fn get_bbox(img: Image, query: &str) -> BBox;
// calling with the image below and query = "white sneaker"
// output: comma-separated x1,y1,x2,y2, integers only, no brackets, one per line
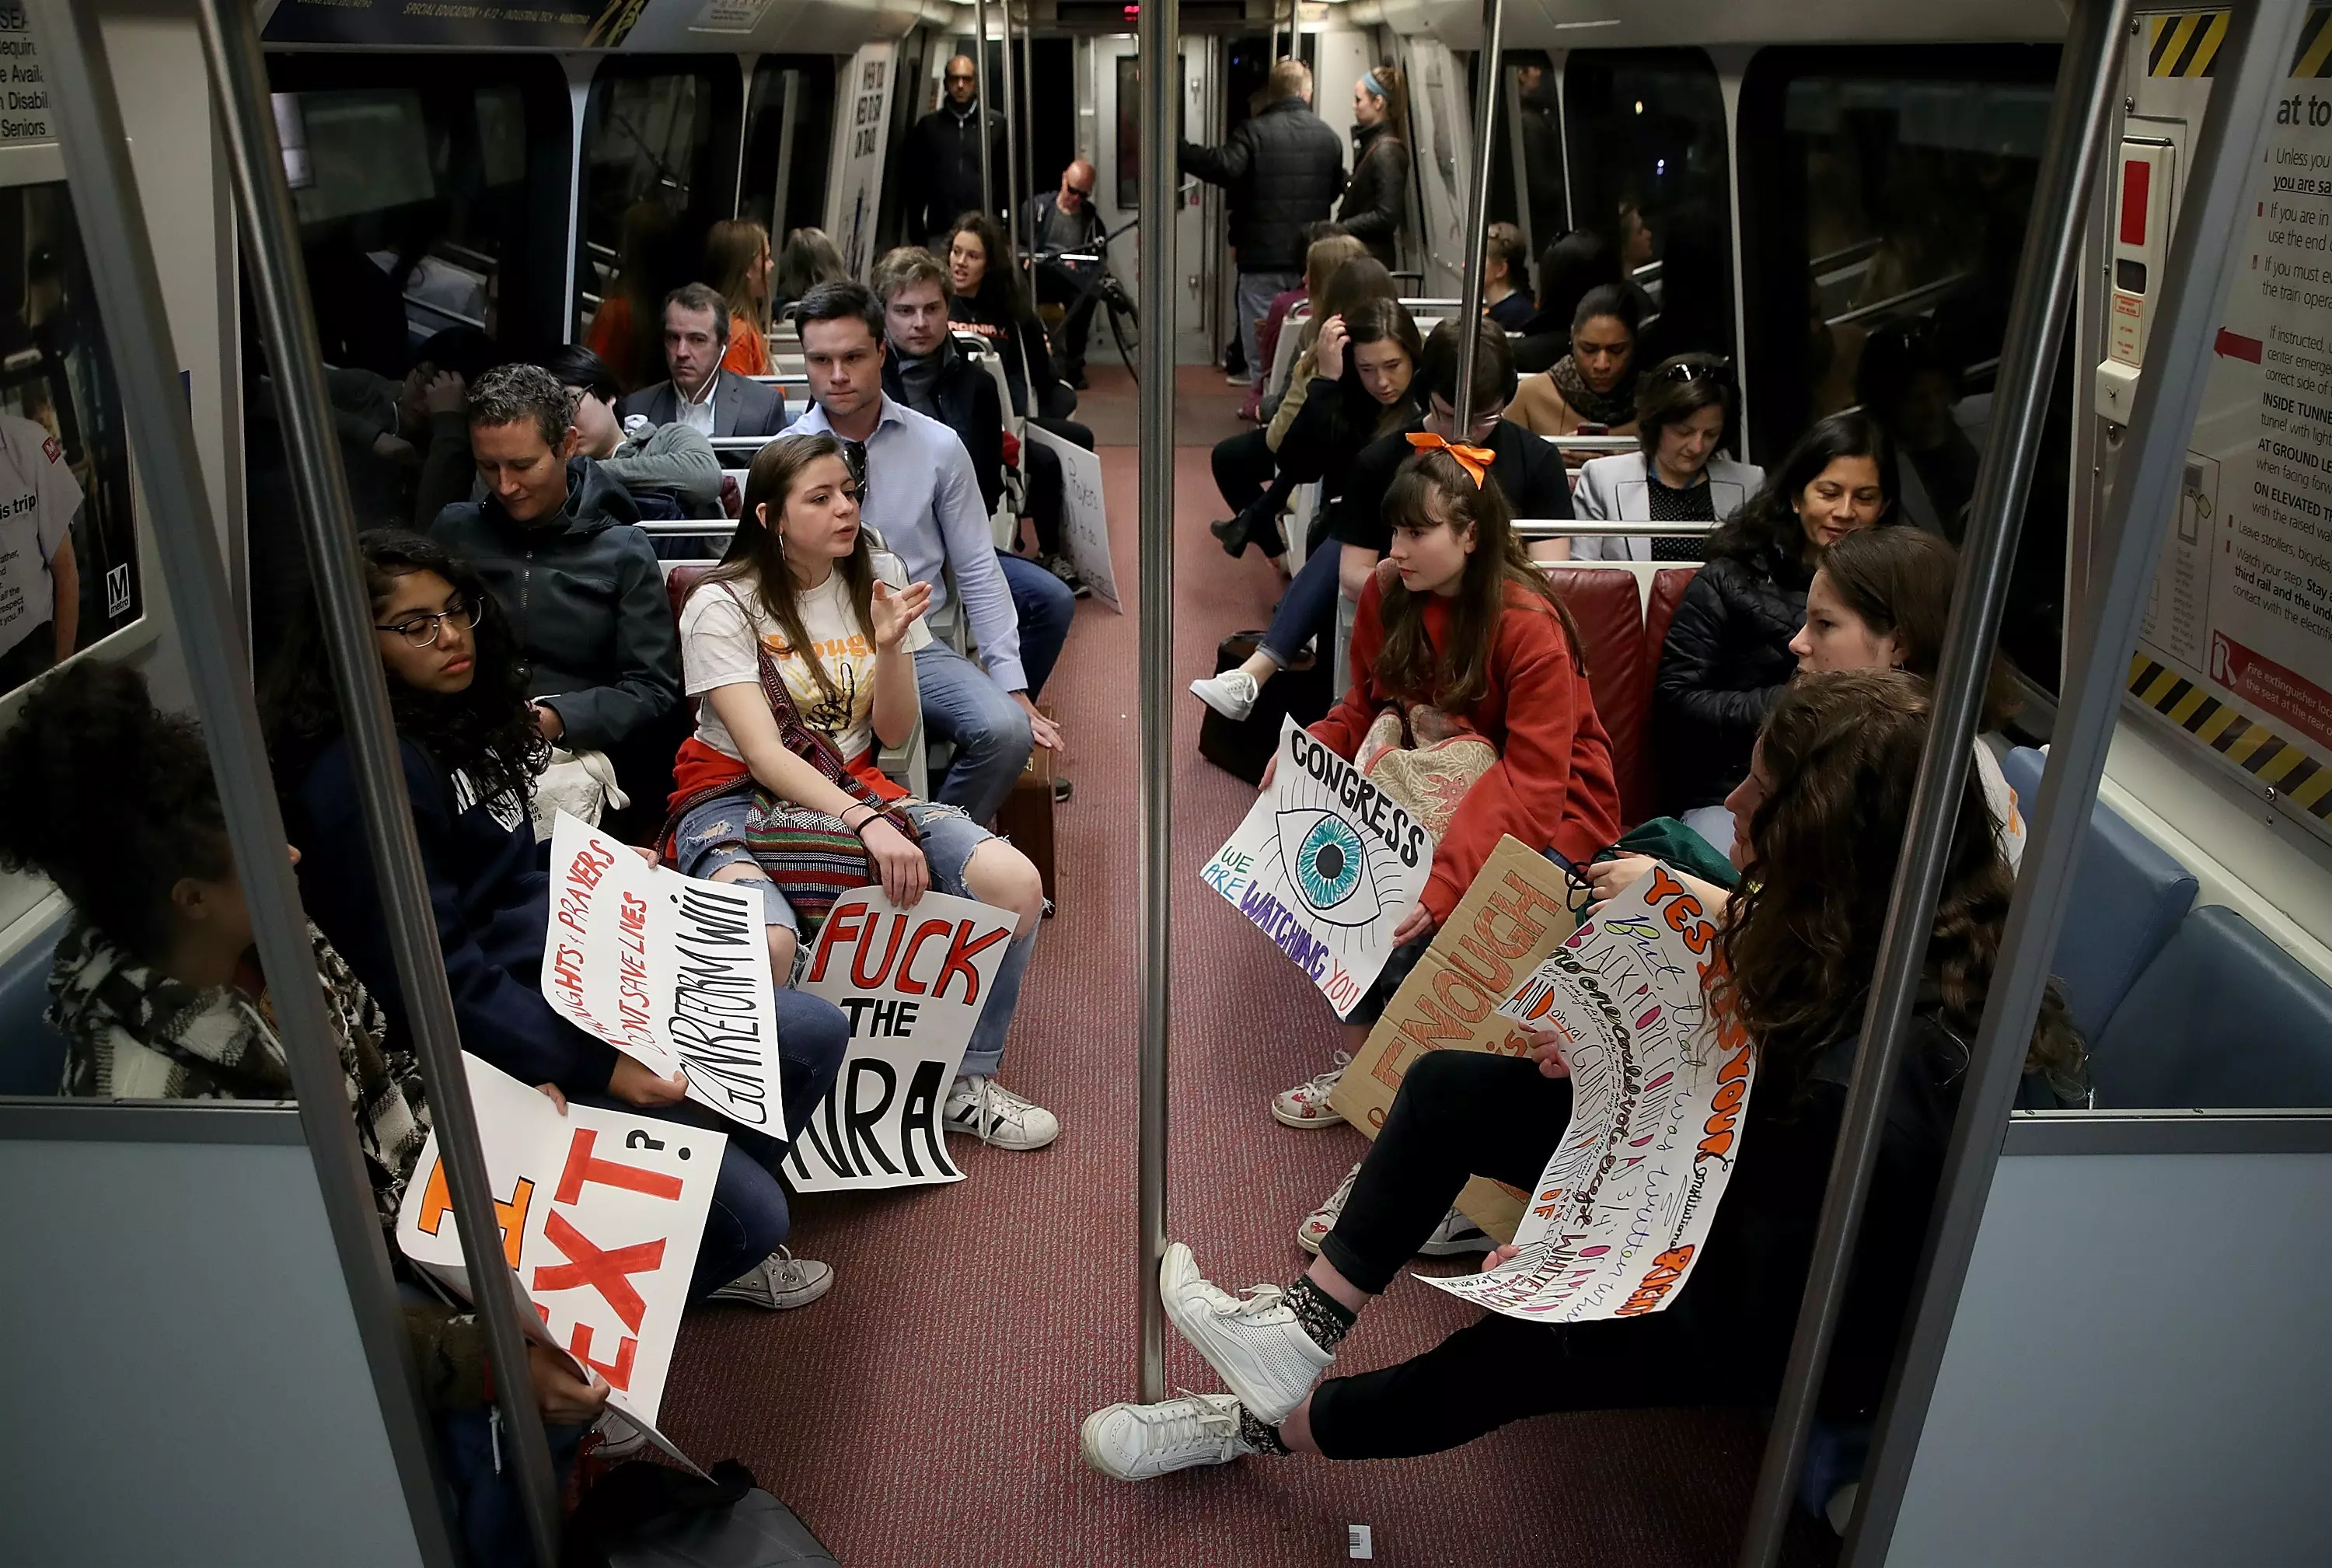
1270,1053,1349,1129
1296,1161,1361,1255
1080,1391,1250,1481
1189,669,1259,721
1159,1241,1333,1425
943,1074,1060,1151
590,1409,648,1460
707,1246,834,1310
1418,1205,1495,1257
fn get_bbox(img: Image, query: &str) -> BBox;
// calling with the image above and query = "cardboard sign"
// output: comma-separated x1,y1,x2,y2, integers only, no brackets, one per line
781,886,1019,1192
1201,718,1435,1018
396,1054,723,1455
1325,835,1582,1239
1026,423,1122,611
543,812,786,1137
1423,865,1751,1323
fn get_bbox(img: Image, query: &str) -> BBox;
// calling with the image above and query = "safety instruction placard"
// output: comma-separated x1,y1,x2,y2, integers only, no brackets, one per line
1200,718,1436,1018
2138,14,2332,836
1422,866,1751,1325
543,812,787,1138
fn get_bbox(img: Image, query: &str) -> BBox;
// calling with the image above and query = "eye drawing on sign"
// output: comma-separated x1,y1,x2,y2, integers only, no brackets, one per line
1272,808,1388,927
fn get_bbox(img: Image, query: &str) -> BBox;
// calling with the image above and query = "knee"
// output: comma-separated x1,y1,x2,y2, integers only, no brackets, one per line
1397,1048,1478,1122
1028,569,1076,624
962,696,1032,767
783,993,851,1076
766,924,798,983
969,838,1046,931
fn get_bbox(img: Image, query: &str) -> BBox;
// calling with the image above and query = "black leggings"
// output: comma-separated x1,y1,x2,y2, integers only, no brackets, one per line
1307,1052,1741,1460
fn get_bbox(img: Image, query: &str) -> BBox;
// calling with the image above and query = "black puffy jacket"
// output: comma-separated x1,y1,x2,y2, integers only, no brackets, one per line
905,103,1007,243
1652,543,1810,812
1338,124,1409,266
1180,97,1346,273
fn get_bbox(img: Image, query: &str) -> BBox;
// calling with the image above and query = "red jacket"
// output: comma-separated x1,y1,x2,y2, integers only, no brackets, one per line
1312,566,1622,923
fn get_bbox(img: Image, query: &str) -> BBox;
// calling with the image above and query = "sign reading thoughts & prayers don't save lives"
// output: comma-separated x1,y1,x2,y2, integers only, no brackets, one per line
543,812,786,1136
1201,717,1434,1018
1423,865,1754,1325
396,1053,722,1458
782,885,1021,1192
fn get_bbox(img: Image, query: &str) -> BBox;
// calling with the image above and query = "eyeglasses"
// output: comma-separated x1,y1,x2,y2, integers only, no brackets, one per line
1658,358,1734,386
375,598,482,648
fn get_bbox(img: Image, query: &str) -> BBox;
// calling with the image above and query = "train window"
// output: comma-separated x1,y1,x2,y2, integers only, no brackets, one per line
1489,52,1566,262
743,57,837,245
573,58,744,390
1112,55,1189,212
1738,46,2067,697
1563,49,1737,365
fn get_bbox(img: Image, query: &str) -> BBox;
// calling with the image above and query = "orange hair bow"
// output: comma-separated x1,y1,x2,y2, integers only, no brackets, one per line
1405,431,1495,489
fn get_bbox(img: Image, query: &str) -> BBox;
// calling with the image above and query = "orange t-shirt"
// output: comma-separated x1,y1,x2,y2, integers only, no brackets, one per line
721,316,771,376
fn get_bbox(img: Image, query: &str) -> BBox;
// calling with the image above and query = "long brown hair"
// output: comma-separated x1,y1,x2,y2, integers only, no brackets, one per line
1817,526,2020,730
1374,449,1587,711
703,433,876,713
1715,669,2084,1096
706,218,773,343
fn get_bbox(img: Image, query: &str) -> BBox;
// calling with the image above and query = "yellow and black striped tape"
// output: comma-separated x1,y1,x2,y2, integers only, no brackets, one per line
2148,12,2229,75
2294,5,2332,78
2128,654,2332,819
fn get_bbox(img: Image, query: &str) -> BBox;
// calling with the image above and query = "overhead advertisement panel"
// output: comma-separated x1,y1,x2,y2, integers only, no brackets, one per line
262,0,649,49
2138,7,2332,842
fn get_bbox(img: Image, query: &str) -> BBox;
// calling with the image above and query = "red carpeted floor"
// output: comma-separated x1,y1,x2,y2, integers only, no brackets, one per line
658,366,1838,1567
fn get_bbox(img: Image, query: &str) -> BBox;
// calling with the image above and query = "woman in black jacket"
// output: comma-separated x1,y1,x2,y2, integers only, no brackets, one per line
1653,410,1899,833
947,213,1091,439
1339,65,1411,267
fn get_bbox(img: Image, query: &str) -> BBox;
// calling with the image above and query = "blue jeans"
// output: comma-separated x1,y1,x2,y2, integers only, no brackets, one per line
671,797,1036,1081
998,548,1075,699
436,1409,584,1568
1262,543,1344,666
1236,270,1301,379
579,987,849,1300
914,641,1033,823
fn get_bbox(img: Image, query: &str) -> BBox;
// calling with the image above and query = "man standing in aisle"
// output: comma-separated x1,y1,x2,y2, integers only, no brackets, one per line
1180,58,1346,386
789,280,1064,824
905,55,1007,253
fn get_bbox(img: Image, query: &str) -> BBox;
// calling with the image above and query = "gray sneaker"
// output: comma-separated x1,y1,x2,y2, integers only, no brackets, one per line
1081,1392,1252,1481
1045,554,1092,599
708,1247,834,1310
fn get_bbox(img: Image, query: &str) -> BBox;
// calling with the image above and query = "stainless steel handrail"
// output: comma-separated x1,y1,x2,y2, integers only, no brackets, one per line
1134,0,1178,1406
1453,0,1504,431
1513,519,1712,540
1734,2,2132,1561
1826,270,1973,330
194,2,570,1560
1838,2,2313,1560
973,0,997,225
1000,1,1023,261
32,6,466,1562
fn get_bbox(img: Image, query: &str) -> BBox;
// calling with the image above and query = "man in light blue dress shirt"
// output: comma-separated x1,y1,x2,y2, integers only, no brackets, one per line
787,281,1066,822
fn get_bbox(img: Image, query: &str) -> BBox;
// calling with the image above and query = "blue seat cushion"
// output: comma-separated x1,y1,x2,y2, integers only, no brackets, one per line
2093,904,2332,1109
2002,747,2195,1039
0,910,69,1096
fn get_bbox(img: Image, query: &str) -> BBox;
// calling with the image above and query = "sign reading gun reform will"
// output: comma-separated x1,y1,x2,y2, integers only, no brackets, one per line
783,886,1021,1193
1201,717,1433,1017
543,812,786,1135
1423,866,1754,1325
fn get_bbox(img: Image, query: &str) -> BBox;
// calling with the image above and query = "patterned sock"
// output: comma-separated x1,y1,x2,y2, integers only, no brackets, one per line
1285,1274,1356,1353
1237,1405,1291,1456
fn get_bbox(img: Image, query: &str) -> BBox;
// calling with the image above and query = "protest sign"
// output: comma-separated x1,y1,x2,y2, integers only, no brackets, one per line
396,1053,723,1455
1200,717,1434,1018
1421,864,1752,1325
1326,834,1581,1240
543,812,786,1136
781,885,1020,1192
1026,423,1120,611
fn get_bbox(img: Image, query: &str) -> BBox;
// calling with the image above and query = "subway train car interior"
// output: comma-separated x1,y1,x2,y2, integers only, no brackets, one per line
3,0,2330,1563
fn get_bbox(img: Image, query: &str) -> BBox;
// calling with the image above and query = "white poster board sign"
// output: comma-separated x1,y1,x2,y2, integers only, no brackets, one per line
1026,422,1121,611
543,812,786,1137
396,1054,723,1456
2138,36,2332,843
1201,717,1433,1017
781,885,1019,1192
1423,866,1754,1323
826,42,896,278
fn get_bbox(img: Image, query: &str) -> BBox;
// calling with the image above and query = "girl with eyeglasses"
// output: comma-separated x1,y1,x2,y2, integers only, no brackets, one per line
267,530,852,1313
1572,353,1765,562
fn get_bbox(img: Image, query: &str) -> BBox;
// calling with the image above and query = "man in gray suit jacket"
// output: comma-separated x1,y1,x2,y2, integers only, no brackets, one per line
614,281,787,439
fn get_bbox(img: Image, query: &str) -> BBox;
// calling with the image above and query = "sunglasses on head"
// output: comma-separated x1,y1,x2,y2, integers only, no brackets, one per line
1658,358,1734,386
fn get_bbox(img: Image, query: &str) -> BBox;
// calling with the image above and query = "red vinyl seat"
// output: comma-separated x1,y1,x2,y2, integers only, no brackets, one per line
1547,566,1651,827
1644,566,1698,676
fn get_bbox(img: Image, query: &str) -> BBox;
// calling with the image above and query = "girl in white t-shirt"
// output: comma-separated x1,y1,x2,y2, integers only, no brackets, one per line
668,432,1058,1151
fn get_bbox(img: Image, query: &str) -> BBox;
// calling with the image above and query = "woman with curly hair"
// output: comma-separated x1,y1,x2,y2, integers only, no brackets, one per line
267,529,850,1311
1081,669,2085,1480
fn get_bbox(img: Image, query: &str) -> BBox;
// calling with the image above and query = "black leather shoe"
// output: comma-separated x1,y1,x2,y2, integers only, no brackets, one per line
1210,515,1251,558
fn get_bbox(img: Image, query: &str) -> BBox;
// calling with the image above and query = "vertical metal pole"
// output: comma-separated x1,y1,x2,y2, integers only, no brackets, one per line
1733,2,2133,1562
1453,0,1504,429
1135,0,1178,1406
1001,1,1024,257
972,0,997,225
30,7,459,1562
188,2,570,1562
1020,14,1038,238
1840,2,2308,1560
